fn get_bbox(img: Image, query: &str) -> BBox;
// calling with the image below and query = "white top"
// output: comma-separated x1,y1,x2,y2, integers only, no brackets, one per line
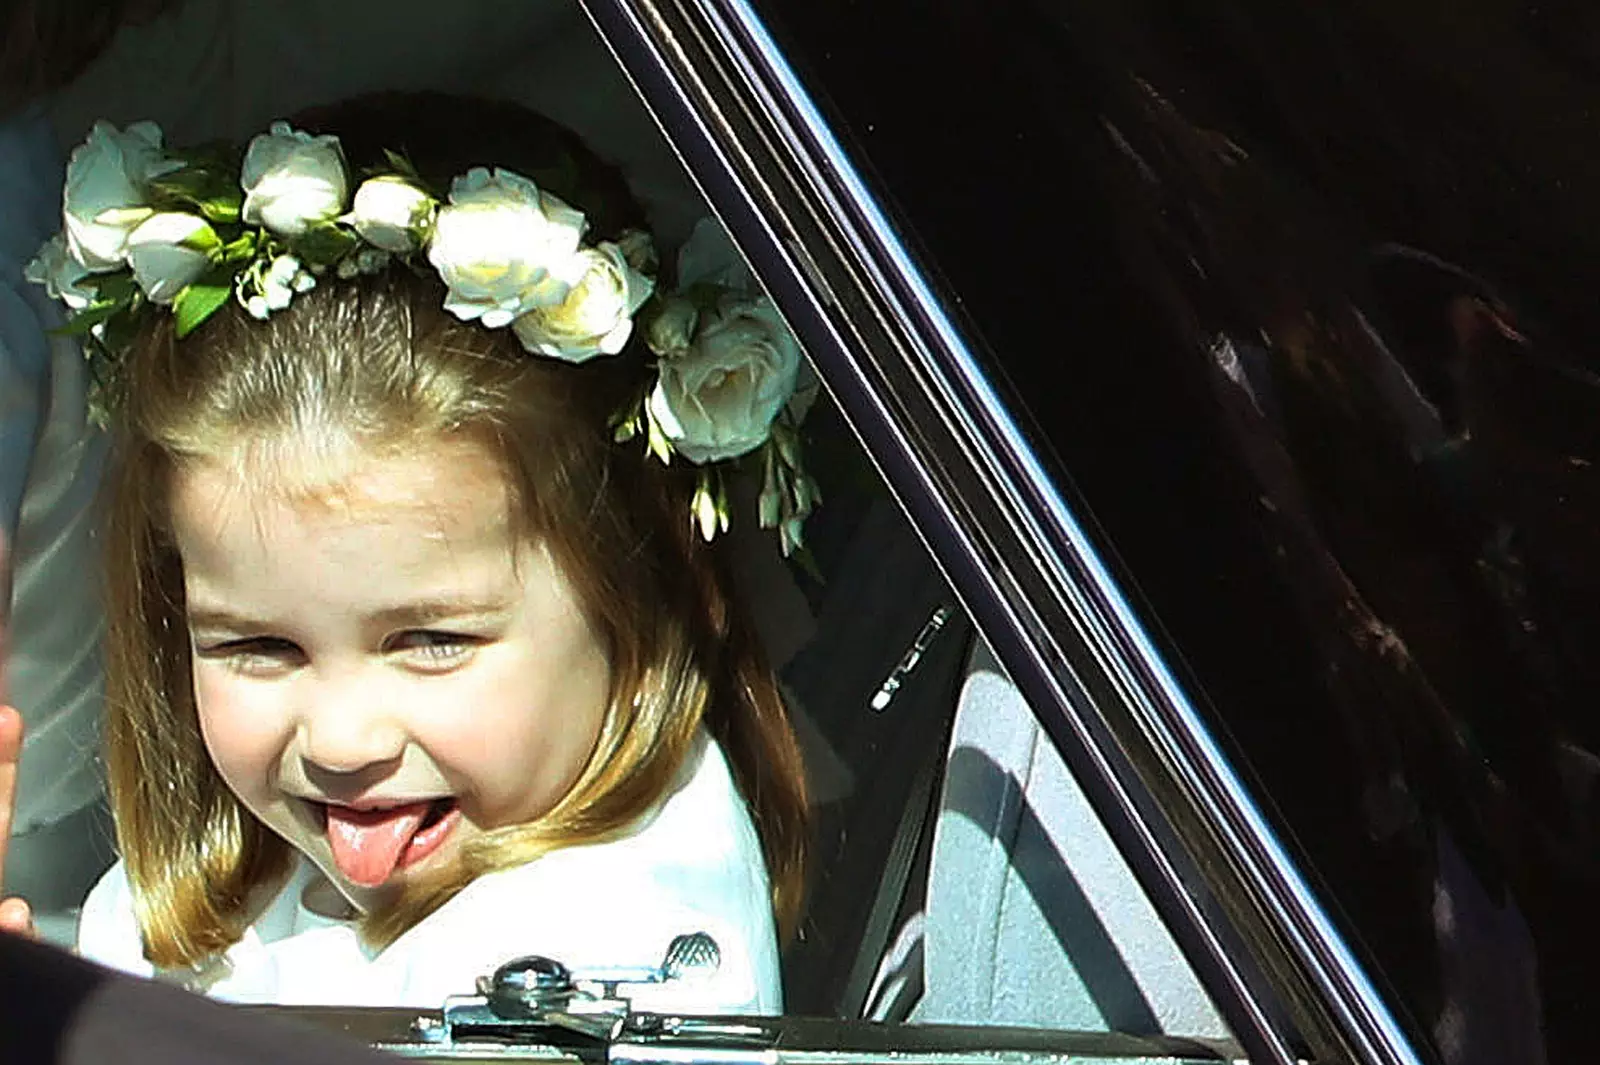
0,106,108,837
78,733,782,1013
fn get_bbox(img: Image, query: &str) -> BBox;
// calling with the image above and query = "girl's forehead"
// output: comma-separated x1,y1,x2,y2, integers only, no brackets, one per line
171,430,517,533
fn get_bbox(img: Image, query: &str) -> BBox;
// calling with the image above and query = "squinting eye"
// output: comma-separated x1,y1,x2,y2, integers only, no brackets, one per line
195,636,305,676
387,630,478,669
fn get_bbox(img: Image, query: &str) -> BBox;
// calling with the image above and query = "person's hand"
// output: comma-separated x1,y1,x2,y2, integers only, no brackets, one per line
0,706,34,937
0,534,35,938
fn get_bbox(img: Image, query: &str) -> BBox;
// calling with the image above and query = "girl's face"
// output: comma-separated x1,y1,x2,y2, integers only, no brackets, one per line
170,434,612,911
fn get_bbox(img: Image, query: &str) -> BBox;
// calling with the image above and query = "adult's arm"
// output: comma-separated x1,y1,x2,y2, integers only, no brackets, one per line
1,931,391,1065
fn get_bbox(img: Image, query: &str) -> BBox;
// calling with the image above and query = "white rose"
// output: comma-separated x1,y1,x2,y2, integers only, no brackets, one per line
62,120,170,272
676,216,756,289
427,168,587,329
512,242,654,362
25,236,96,311
350,176,435,253
241,122,348,237
648,296,802,464
125,212,219,304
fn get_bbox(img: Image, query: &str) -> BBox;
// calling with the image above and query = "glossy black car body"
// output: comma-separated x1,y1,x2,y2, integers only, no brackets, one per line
581,1,1600,1064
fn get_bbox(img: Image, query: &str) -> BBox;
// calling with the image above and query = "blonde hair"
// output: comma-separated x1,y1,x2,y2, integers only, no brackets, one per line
102,261,809,968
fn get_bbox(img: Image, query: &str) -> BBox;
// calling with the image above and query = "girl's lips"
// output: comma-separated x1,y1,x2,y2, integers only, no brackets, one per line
400,800,462,870
312,796,451,815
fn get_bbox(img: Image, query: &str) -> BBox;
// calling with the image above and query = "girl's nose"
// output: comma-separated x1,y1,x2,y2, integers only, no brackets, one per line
294,677,409,775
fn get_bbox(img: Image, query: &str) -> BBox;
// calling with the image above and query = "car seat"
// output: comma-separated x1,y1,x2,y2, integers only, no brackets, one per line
906,638,1231,1037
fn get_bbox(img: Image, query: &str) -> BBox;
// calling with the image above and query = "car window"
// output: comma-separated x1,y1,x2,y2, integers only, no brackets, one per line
15,0,1249,1059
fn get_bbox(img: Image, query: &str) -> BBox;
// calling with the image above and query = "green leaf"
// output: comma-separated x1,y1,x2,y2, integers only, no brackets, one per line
790,543,824,581
295,223,360,268
149,169,211,203
796,473,822,511
381,149,422,185
51,300,126,336
609,390,651,445
168,141,241,172
691,475,719,542
83,272,138,302
219,230,261,266
713,468,730,532
150,160,246,225
197,196,242,225
644,407,674,465
97,310,143,358
770,420,801,467
369,149,444,200
173,281,232,338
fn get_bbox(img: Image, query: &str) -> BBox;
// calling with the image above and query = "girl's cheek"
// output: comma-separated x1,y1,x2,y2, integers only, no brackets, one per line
192,664,292,780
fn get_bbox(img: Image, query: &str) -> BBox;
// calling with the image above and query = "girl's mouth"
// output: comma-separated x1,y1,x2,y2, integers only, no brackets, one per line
319,797,461,887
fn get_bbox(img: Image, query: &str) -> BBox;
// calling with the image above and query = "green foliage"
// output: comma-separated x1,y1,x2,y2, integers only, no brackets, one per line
83,272,137,304
218,230,261,267
148,161,244,225
52,301,125,336
644,404,675,465
378,149,438,198
690,467,731,541
173,278,232,338
758,412,822,558
295,222,360,269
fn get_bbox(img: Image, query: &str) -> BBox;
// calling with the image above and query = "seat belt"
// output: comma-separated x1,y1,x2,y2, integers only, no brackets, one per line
836,748,943,1018
834,605,961,1019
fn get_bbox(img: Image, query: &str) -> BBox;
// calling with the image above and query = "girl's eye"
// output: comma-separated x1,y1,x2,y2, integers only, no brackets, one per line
195,636,305,676
386,630,478,670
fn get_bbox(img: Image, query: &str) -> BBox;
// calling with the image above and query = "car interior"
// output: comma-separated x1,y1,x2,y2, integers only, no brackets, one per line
33,0,1235,1046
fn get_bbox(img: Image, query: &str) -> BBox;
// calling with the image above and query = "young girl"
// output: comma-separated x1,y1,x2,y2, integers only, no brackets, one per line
8,93,814,1011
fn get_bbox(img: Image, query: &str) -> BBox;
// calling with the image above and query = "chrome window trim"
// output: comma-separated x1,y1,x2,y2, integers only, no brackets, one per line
575,2,1424,1064
244,1005,1236,1063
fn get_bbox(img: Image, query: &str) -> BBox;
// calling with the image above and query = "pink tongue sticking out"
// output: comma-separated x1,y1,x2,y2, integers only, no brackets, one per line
325,803,431,887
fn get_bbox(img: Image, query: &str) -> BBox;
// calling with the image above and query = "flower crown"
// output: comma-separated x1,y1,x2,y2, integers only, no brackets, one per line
28,120,820,554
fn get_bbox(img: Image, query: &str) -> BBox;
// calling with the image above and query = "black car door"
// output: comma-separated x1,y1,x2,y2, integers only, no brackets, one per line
581,1,1600,1064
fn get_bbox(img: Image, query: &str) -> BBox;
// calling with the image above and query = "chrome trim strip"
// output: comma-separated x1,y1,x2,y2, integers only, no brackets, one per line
580,2,1424,1063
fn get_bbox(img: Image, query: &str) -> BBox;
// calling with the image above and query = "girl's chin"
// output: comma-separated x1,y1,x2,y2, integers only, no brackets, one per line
300,870,362,920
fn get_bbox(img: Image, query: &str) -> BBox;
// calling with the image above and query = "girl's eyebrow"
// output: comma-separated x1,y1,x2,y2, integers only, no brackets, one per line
184,598,512,632
367,599,513,627
184,605,272,632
